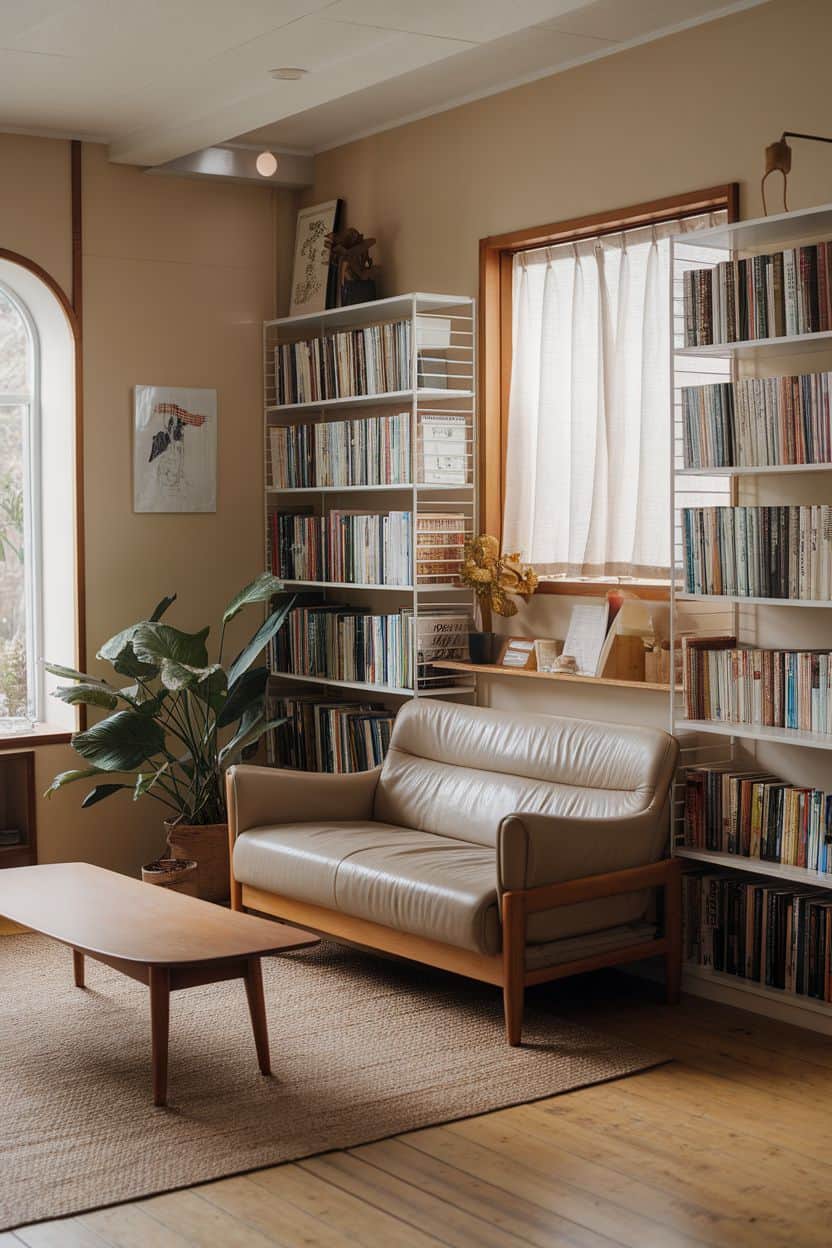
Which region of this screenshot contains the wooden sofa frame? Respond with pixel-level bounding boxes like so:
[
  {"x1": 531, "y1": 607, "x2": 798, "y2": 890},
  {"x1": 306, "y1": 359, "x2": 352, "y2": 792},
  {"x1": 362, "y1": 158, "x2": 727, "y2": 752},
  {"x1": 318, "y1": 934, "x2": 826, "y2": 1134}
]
[{"x1": 230, "y1": 842, "x2": 682, "y2": 1045}]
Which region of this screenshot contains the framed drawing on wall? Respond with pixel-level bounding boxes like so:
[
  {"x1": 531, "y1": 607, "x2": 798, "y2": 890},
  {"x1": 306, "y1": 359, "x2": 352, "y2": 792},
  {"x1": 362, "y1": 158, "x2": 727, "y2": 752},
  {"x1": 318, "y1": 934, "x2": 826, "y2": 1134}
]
[
  {"x1": 134, "y1": 385, "x2": 217, "y2": 513},
  {"x1": 289, "y1": 199, "x2": 343, "y2": 316}
]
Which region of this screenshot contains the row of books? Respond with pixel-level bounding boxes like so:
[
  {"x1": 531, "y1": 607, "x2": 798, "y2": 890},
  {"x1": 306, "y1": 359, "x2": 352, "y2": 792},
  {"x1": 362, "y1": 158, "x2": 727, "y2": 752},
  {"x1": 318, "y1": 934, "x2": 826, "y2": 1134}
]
[
  {"x1": 682, "y1": 242, "x2": 832, "y2": 346},
  {"x1": 682, "y1": 765, "x2": 832, "y2": 872},
  {"x1": 270, "y1": 693, "x2": 395, "y2": 773},
  {"x1": 270, "y1": 510, "x2": 467, "y2": 586},
  {"x1": 682, "y1": 637, "x2": 832, "y2": 734},
  {"x1": 275, "y1": 320, "x2": 412, "y2": 405},
  {"x1": 268, "y1": 410, "x2": 470, "y2": 489},
  {"x1": 681, "y1": 506, "x2": 832, "y2": 600},
  {"x1": 271, "y1": 604, "x2": 471, "y2": 690},
  {"x1": 269, "y1": 412, "x2": 411, "y2": 488},
  {"x1": 682, "y1": 870, "x2": 832, "y2": 1000},
  {"x1": 681, "y1": 372, "x2": 832, "y2": 469}
]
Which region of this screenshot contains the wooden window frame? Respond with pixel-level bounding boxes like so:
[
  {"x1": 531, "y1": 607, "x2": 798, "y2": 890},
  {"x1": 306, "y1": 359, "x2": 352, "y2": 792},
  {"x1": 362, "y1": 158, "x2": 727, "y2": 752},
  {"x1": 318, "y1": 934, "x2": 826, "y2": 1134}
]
[{"x1": 478, "y1": 183, "x2": 739, "y2": 599}]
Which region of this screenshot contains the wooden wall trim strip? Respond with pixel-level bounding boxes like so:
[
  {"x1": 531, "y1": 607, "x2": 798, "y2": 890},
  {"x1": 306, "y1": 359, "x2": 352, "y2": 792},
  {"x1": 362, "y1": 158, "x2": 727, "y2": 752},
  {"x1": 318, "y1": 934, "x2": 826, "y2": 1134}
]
[{"x1": 70, "y1": 140, "x2": 86, "y2": 688}]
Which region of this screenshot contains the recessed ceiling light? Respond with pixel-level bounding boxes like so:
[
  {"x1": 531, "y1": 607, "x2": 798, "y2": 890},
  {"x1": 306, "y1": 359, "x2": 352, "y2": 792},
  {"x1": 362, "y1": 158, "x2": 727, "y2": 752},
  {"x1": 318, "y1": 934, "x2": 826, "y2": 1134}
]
[
  {"x1": 270, "y1": 67, "x2": 307, "y2": 80},
  {"x1": 255, "y1": 151, "x2": 279, "y2": 177}
]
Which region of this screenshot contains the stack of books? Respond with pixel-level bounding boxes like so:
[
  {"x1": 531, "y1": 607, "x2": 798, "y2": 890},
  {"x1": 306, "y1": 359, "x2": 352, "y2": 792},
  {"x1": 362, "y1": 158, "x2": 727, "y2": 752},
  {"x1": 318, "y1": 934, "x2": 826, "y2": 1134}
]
[
  {"x1": 683, "y1": 765, "x2": 832, "y2": 871},
  {"x1": 682, "y1": 505, "x2": 832, "y2": 598},
  {"x1": 272, "y1": 605, "x2": 472, "y2": 691},
  {"x1": 271, "y1": 510, "x2": 412, "y2": 585},
  {"x1": 416, "y1": 513, "x2": 467, "y2": 585},
  {"x1": 270, "y1": 693, "x2": 395, "y2": 772},
  {"x1": 418, "y1": 413, "x2": 469, "y2": 484},
  {"x1": 269, "y1": 412, "x2": 411, "y2": 489},
  {"x1": 275, "y1": 319, "x2": 412, "y2": 405},
  {"x1": 682, "y1": 372, "x2": 832, "y2": 469},
  {"x1": 682, "y1": 870, "x2": 832, "y2": 1001},
  {"x1": 682, "y1": 635, "x2": 832, "y2": 733},
  {"x1": 683, "y1": 242, "x2": 832, "y2": 346}
]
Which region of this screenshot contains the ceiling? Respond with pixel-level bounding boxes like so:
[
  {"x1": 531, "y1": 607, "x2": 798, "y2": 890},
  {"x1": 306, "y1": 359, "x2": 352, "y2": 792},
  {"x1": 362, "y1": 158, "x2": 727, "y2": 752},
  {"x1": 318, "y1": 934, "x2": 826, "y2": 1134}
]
[{"x1": 0, "y1": 0, "x2": 768, "y2": 168}]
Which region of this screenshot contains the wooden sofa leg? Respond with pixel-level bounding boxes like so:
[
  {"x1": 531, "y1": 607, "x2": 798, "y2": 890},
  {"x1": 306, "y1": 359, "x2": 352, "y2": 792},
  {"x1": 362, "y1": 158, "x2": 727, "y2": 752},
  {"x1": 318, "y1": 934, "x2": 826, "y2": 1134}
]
[
  {"x1": 502, "y1": 892, "x2": 526, "y2": 1046},
  {"x1": 664, "y1": 860, "x2": 682, "y2": 1005}
]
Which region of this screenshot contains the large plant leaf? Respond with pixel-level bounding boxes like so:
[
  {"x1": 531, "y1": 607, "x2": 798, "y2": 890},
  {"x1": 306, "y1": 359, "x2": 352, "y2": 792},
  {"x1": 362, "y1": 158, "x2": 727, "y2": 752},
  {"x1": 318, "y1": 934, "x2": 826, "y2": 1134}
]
[
  {"x1": 132, "y1": 622, "x2": 210, "y2": 669},
  {"x1": 218, "y1": 707, "x2": 286, "y2": 767},
  {"x1": 97, "y1": 623, "x2": 159, "y2": 679},
  {"x1": 53, "y1": 683, "x2": 119, "y2": 710},
  {"x1": 72, "y1": 710, "x2": 166, "y2": 771},
  {"x1": 157, "y1": 659, "x2": 226, "y2": 697},
  {"x1": 44, "y1": 661, "x2": 108, "y2": 686},
  {"x1": 228, "y1": 597, "x2": 295, "y2": 687},
  {"x1": 222, "y1": 573, "x2": 284, "y2": 625},
  {"x1": 150, "y1": 594, "x2": 177, "y2": 622},
  {"x1": 44, "y1": 767, "x2": 104, "y2": 798},
  {"x1": 81, "y1": 784, "x2": 131, "y2": 808},
  {"x1": 216, "y1": 665, "x2": 268, "y2": 728}
]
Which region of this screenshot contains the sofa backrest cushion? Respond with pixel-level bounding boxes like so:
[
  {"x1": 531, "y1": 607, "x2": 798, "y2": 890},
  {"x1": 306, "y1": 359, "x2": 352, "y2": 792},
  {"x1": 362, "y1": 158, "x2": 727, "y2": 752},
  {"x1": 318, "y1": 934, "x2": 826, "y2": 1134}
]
[{"x1": 373, "y1": 699, "x2": 676, "y2": 848}]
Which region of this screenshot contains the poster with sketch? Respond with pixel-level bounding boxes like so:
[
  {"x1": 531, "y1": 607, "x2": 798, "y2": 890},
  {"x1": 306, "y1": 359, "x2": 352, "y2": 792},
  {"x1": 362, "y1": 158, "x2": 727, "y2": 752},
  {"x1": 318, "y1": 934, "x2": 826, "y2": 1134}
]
[
  {"x1": 289, "y1": 199, "x2": 342, "y2": 316},
  {"x1": 134, "y1": 385, "x2": 217, "y2": 513}
]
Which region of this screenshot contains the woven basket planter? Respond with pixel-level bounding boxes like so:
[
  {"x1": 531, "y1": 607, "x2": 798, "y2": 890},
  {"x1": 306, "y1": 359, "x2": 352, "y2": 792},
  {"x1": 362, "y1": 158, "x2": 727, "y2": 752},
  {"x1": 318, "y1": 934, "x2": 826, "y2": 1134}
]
[
  {"x1": 141, "y1": 857, "x2": 199, "y2": 896},
  {"x1": 165, "y1": 821, "x2": 229, "y2": 903}
]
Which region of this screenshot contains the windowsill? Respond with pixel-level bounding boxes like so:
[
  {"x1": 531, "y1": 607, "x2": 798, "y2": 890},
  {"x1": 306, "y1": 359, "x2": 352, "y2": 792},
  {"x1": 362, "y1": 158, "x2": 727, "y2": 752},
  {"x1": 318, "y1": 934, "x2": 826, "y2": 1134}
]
[
  {"x1": 536, "y1": 579, "x2": 671, "y2": 601},
  {"x1": 0, "y1": 723, "x2": 73, "y2": 751}
]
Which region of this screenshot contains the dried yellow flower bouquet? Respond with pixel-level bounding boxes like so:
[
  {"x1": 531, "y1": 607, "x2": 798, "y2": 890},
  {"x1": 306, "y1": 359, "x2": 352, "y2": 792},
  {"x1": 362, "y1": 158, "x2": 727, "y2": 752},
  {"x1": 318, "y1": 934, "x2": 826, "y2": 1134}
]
[{"x1": 460, "y1": 534, "x2": 538, "y2": 633}]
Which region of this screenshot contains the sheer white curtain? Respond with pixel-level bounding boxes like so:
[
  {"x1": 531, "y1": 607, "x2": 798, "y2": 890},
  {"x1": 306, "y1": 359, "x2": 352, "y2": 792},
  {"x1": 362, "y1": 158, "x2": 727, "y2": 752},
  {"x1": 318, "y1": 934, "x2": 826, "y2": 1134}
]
[{"x1": 503, "y1": 215, "x2": 711, "y2": 578}]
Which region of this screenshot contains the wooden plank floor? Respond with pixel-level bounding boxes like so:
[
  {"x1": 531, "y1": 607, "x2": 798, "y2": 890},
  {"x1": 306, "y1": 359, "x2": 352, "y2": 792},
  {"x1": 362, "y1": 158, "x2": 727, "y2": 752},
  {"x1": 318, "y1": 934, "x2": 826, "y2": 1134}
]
[{"x1": 5, "y1": 965, "x2": 830, "y2": 1247}]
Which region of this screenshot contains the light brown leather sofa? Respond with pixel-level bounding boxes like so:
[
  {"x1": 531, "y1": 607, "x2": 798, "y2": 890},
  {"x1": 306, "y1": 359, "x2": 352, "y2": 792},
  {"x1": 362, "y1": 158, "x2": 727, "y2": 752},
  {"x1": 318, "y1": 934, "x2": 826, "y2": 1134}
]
[{"x1": 227, "y1": 699, "x2": 681, "y2": 1044}]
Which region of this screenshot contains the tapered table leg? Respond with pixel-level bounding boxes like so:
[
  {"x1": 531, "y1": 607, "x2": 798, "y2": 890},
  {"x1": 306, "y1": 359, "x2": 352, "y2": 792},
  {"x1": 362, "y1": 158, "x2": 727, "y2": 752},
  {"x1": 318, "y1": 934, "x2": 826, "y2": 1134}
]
[
  {"x1": 149, "y1": 965, "x2": 170, "y2": 1107},
  {"x1": 244, "y1": 956, "x2": 271, "y2": 1075},
  {"x1": 72, "y1": 949, "x2": 85, "y2": 988}
]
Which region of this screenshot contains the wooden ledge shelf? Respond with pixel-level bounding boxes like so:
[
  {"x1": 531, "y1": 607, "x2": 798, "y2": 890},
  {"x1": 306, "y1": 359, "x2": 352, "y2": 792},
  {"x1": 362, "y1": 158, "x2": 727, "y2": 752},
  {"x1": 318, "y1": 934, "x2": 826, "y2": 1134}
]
[{"x1": 434, "y1": 660, "x2": 671, "y2": 692}]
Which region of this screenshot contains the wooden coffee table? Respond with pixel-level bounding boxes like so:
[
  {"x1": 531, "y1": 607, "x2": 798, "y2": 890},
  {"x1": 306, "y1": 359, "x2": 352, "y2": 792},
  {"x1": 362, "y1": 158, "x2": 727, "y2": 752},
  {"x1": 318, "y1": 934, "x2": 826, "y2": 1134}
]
[{"x1": 0, "y1": 862, "x2": 318, "y2": 1106}]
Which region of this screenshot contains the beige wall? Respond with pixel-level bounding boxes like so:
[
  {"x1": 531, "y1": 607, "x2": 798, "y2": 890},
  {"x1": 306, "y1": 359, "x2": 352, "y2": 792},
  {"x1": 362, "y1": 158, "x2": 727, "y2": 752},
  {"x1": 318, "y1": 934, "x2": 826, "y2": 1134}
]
[
  {"x1": 0, "y1": 136, "x2": 282, "y2": 872},
  {"x1": 301, "y1": 0, "x2": 832, "y2": 734}
]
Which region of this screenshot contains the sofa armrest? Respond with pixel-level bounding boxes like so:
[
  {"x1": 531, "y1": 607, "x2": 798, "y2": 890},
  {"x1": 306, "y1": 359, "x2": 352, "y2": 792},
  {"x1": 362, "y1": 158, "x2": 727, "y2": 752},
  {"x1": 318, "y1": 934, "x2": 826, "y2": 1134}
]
[
  {"x1": 226, "y1": 763, "x2": 381, "y2": 840},
  {"x1": 497, "y1": 804, "x2": 667, "y2": 895}
]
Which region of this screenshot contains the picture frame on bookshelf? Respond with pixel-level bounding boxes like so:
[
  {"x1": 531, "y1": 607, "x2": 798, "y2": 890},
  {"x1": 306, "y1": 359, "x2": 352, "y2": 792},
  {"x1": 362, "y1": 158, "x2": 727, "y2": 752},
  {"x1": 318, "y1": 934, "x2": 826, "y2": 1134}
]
[{"x1": 289, "y1": 199, "x2": 343, "y2": 317}]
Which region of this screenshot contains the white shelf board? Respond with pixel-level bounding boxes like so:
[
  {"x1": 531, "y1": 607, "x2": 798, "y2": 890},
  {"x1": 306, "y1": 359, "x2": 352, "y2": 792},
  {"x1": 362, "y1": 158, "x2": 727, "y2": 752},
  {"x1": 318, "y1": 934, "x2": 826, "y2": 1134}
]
[
  {"x1": 673, "y1": 202, "x2": 832, "y2": 252},
  {"x1": 676, "y1": 718, "x2": 832, "y2": 750},
  {"x1": 676, "y1": 330, "x2": 832, "y2": 360},
  {"x1": 676, "y1": 462, "x2": 832, "y2": 477},
  {"x1": 276, "y1": 579, "x2": 464, "y2": 592},
  {"x1": 676, "y1": 593, "x2": 832, "y2": 608},
  {"x1": 269, "y1": 671, "x2": 474, "y2": 698},
  {"x1": 266, "y1": 483, "x2": 473, "y2": 496},
  {"x1": 676, "y1": 847, "x2": 832, "y2": 887},
  {"x1": 265, "y1": 292, "x2": 474, "y2": 333},
  {"x1": 682, "y1": 964, "x2": 832, "y2": 1034},
  {"x1": 266, "y1": 388, "x2": 474, "y2": 415}
]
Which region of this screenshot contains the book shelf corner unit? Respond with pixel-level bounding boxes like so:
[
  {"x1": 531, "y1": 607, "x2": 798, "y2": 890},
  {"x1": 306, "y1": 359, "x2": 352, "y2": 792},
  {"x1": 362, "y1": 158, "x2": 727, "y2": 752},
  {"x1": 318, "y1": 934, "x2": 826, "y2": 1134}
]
[
  {"x1": 0, "y1": 750, "x2": 36, "y2": 869},
  {"x1": 262, "y1": 294, "x2": 478, "y2": 769},
  {"x1": 669, "y1": 204, "x2": 832, "y2": 1033}
]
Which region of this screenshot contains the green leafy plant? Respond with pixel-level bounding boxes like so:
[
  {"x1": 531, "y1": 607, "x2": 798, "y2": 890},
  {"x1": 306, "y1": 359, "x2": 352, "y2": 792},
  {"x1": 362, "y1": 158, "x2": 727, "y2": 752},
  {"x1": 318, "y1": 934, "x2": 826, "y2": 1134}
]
[
  {"x1": 45, "y1": 574, "x2": 293, "y2": 825},
  {"x1": 0, "y1": 476, "x2": 24, "y2": 563}
]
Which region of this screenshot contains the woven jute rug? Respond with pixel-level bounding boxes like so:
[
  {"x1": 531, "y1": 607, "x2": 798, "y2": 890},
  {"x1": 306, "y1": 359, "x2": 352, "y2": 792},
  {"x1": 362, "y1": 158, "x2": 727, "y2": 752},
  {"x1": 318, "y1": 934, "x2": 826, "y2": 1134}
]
[{"x1": 0, "y1": 932, "x2": 664, "y2": 1231}]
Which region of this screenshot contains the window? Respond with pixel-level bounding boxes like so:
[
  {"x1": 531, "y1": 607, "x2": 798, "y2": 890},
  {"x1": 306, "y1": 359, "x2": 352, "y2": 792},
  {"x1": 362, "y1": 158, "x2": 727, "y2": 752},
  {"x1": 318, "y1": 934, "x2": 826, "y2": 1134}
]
[
  {"x1": 0, "y1": 255, "x2": 79, "y2": 736},
  {"x1": 479, "y1": 186, "x2": 737, "y2": 589},
  {"x1": 0, "y1": 283, "x2": 39, "y2": 724}
]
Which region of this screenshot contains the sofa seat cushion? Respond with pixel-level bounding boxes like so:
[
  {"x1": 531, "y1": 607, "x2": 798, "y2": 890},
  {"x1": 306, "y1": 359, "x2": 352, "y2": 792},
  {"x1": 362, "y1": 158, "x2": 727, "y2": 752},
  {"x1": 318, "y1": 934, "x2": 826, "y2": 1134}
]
[{"x1": 233, "y1": 821, "x2": 501, "y2": 955}]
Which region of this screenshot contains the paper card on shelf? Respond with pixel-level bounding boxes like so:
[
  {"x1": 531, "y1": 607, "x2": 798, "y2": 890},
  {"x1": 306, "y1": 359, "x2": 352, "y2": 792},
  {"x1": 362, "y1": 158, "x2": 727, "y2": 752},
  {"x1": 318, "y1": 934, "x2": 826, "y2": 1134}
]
[{"x1": 563, "y1": 603, "x2": 609, "y2": 677}]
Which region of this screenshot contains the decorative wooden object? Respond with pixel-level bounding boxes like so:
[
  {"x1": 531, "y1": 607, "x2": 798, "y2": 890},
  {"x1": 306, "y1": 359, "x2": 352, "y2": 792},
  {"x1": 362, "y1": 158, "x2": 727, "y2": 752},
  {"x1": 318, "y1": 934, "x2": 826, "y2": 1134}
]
[
  {"x1": 601, "y1": 635, "x2": 646, "y2": 683},
  {"x1": 496, "y1": 637, "x2": 536, "y2": 669},
  {"x1": 0, "y1": 862, "x2": 318, "y2": 1106}
]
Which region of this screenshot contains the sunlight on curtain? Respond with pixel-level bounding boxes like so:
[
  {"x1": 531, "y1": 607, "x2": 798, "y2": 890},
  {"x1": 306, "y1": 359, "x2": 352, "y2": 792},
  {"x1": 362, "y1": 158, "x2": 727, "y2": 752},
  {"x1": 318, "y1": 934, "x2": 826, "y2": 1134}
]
[{"x1": 503, "y1": 213, "x2": 715, "y2": 578}]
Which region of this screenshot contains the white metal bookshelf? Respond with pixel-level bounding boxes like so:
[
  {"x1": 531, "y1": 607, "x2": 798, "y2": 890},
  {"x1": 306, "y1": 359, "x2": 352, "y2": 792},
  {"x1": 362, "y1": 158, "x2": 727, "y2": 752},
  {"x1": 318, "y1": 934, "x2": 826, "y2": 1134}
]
[
  {"x1": 669, "y1": 204, "x2": 832, "y2": 1033},
  {"x1": 262, "y1": 293, "x2": 477, "y2": 765}
]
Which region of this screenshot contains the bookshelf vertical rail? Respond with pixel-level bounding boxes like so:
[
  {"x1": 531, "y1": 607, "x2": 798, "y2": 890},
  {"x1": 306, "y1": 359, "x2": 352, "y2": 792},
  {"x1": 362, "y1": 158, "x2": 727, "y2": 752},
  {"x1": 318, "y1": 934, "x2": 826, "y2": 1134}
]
[
  {"x1": 669, "y1": 205, "x2": 832, "y2": 1035},
  {"x1": 263, "y1": 293, "x2": 478, "y2": 774}
]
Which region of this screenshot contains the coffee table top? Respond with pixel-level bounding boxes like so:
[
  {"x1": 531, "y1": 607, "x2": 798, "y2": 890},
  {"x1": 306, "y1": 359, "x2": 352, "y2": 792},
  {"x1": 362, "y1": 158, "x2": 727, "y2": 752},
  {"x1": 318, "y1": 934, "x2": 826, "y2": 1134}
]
[{"x1": 0, "y1": 863, "x2": 318, "y2": 966}]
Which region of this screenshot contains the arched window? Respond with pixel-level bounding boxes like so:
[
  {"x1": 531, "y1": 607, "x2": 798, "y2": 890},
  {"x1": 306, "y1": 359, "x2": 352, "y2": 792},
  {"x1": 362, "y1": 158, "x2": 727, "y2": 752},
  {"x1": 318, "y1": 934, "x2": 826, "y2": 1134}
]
[
  {"x1": 0, "y1": 256, "x2": 78, "y2": 734},
  {"x1": 0, "y1": 282, "x2": 39, "y2": 724}
]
